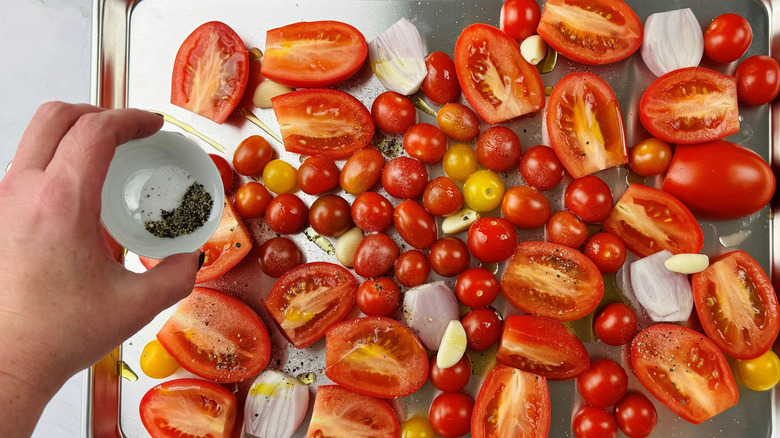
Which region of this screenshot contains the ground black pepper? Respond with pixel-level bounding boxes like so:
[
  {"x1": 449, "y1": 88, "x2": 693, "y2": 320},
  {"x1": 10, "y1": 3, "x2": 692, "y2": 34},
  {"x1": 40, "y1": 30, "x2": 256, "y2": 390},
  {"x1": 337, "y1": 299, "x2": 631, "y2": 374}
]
[{"x1": 144, "y1": 182, "x2": 213, "y2": 238}]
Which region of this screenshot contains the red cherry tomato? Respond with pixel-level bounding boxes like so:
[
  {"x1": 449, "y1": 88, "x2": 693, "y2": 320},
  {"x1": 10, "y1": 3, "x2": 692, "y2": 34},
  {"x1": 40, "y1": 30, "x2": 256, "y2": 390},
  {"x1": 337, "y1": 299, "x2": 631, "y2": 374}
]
[
  {"x1": 428, "y1": 392, "x2": 474, "y2": 438},
  {"x1": 476, "y1": 126, "x2": 523, "y2": 173},
  {"x1": 462, "y1": 308, "x2": 502, "y2": 351},
  {"x1": 394, "y1": 250, "x2": 430, "y2": 287},
  {"x1": 340, "y1": 147, "x2": 385, "y2": 195},
  {"x1": 572, "y1": 406, "x2": 617, "y2": 438},
  {"x1": 519, "y1": 145, "x2": 565, "y2": 191},
  {"x1": 429, "y1": 237, "x2": 470, "y2": 277},
  {"x1": 371, "y1": 91, "x2": 417, "y2": 135},
  {"x1": 233, "y1": 135, "x2": 274, "y2": 176},
  {"x1": 467, "y1": 217, "x2": 518, "y2": 263},
  {"x1": 429, "y1": 355, "x2": 471, "y2": 393},
  {"x1": 500, "y1": 0, "x2": 541, "y2": 40},
  {"x1": 455, "y1": 267, "x2": 499, "y2": 308},
  {"x1": 422, "y1": 51, "x2": 461, "y2": 105},
  {"x1": 501, "y1": 185, "x2": 551, "y2": 229},
  {"x1": 565, "y1": 176, "x2": 613, "y2": 223},
  {"x1": 356, "y1": 277, "x2": 401, "y2": 317},
  {"x1": 704, "y1": 13, "x2": 753, "y2": 63},
  {"x1": 577, "y1": 359, "x2": 628, "y2": 408},
  {"x1": 352, "y1": 232, "x2": 399, "y2": 278},
  {"x1": 233, "y1": 181, "x2": 271, "y2": 219},
  {"x1": 404, "y1": 123, "x2": 447, "y2": 164},
  {"x1": 437, "y1": 103, "x2": 480, "y2": 141},
  {"x1": 422, "y1": 176, "x2": 464, "y2": 217},
  {"x1": 594, "y1": 302, "x2": 637, "y2": 346},
  {"x1": 614, "y1": 393, "x2": 658, "y2": 438},
  {"x1": 736, "y1": 55, "x2": 780, "y2": 105},
  {"x1": 583, "y1": 232, "x2": 627, "y2": 275},
  {"x1": 258, "y1": 236, "x2": 304, "y2": 278},
  {"x1": 546, "y1": 210, "x2": 588, "y2": 249},
  {"x1": 382, "y1": 156, "x2": 428, "y2": 200},
  {"x1": 393, "y1": 200, "x2": 438, "y2": 250},
  {"x1": 351, "y1": 191, "x2": 394, "y2": 232},
  {"x1": 264, "y1": 193, "x2": 308, "y2": 234},
  {"x1": 209, "y1": 154, "x2": 234, "y2": 192},
  {"x1": 309, "y1": 194, "x2": 353, "y2": 237},
  {"x1": 297, "y1": 155, "x2": 339, "y2": 195},
  {"x1": 628, "y1": 138, "x2": 672, "y2": 177}
]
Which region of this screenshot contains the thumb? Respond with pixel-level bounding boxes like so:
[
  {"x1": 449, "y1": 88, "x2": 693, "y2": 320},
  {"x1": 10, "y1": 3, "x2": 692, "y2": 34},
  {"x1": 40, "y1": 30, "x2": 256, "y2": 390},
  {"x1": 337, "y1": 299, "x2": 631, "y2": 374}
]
[{"x1": 128, "y1": 250, "x2": 202, "y2": 316}]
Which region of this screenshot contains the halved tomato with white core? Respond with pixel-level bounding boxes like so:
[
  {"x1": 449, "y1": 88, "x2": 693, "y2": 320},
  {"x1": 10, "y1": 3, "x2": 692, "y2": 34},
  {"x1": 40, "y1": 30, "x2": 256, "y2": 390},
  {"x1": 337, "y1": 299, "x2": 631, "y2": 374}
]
[
  {"x1": 631, "y1": 324, "x2": 738, "y2": 424},
  {"x1": 140, "y1": 378, "x2": 237, "y2": 438},
  {"x1": 306, "y1": 385, "x2": 400, "y2": 438},
  {"x1": 602, "y1": 184, "x2": 703, "y2": 258},
  {"x1": 157, "y1": 287, "x2": 270, "y2": 383},
  {"x1": 547, "y1": 72, "x2": 627, "y2": 179},
  {"x1": 263, "y1": 262, "x2": 357, "y2": 349},
  {"x1": 500, "y1": 242, "x2": 603, "y2": 321},
  {"x1": 325, "y1": 316, "x2": 428, "y2": 399},
  {"x1": 471, "y1": 365, "x2": 550, "y2": 438}
]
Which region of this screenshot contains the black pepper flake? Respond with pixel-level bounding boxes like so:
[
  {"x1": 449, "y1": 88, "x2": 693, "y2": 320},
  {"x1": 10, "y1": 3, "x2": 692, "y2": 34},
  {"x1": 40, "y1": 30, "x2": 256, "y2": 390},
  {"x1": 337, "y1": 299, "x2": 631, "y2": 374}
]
[{"x1": 145, "y1": 182, "x2": 212, "y2": 238}]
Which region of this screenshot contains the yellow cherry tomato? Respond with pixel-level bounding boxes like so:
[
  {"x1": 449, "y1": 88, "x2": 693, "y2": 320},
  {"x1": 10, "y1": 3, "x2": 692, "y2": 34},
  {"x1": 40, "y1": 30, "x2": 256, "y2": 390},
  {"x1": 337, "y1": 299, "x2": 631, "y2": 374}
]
[
  {"x1": 443, "y1": 143, "x2": 478, "y2": 181},
  {"x1": 140, "y1": 339, "x2": 179, "y2": 379},
  {"x1": 735, "y1": 349, "x2": 780, "y2": 391},
  {"x1": 400, "y1": 416, "x2": 436, "y2": 438},
  {"x1": 463, "y1": 169, "x2": 505, "y2": 212},
  {"x1": 262, "y1": 159, "x2": 298, "y2": 194}
]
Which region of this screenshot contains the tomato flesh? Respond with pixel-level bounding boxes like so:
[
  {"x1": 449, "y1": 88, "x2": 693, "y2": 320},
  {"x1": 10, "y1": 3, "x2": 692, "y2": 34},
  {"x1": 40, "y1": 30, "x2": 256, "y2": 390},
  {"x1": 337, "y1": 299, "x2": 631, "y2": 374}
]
[{"x1": 306, "y1": 385, "x2": 400, "y2": 438}]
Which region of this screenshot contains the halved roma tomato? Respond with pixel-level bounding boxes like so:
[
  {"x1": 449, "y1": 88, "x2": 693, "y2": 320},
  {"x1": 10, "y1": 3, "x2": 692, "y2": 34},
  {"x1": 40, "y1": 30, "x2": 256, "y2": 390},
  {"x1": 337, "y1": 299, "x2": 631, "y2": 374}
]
[
  {"x1": 140, "y1": 378, "x2": 237, "y2": 438},
  {"x1": 157, "y1": 287, "x2": 270, "y2": 383},
  {"x1": 261, "y1": 21, "x2": 367, "y2": 88},
  {"x1": 454, "y1": 23, "x2": 544, "y2": 124},
  {"x1": 263, "y1": 262, "x2": 357, "y2": 349},
  {"x1": 496, "y1": 315, "x2": 589, "y2": 380},
  {"x1": 537, "y1": 0, "x2": 642, "y2": 65},
  {"x1": 471, "y1": 365, "x2": 550, "y2": 438},
  {"x1": 631, "y1": 324, "x2": 738, "y2": 424},
  {"x1": 602, "y1": 184, "x2": 702, "y2": 258},
  {"x1": 500, "y1": 242, "x2": 603, "y2": 321},
  {"x1": 546, "y1": 72, "x2": 627, "y2": 179},
  {"x1": 325, "y1": 316, "x2": 428, "y2": 398},
  {"x1": 140, "y1": 200, "x2": 252, "y2": 284},
  {"x1": 639, "y1": 67, "x2": 739, "y2": 144},
  {"x1": 272, "y1": 89, "x2": 375, "y2": 159},
  {"x1": 306, "y1": 385, "x2": 400, "y2": 438},
  {"x1": 171, "y1": 21, "x2": 249, "y2": 123},
  {"x1": 692, "y1": 251, "x2": 780, "y2": 360}
]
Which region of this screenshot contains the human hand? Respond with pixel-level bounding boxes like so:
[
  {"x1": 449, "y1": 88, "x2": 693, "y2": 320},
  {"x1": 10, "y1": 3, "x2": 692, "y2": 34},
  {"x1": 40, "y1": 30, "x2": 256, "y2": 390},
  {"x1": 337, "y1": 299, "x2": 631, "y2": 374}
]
[{"x1": 0, "y1": 102, "x2": 201, "y2": 436}]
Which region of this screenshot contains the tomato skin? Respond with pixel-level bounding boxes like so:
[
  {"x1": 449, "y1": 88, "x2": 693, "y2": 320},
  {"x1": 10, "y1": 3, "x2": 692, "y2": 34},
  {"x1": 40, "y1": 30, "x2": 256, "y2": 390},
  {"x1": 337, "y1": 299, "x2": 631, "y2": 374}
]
[
  {"x1": 455, "y1": 267, "x2": 499, "y2": 308},
  {"x1": 340, "y1": 147, "x2": 385, "y2": 195},
  {"x1": 422, "y1": 177, "x2": 463, "y2": 217},
  {"x1": 565, "y1": 176, "x2": 613, "y2": 223},
  {"x1": 353, "y1": 232, "x2": 400, "y2": 278},
  {"x1": 437, "y1": 103, "x2": 480, "y2": 142},
  {"x1": 209, "y1": 154, "x2": 234, "y2": 192},
  {"x1": 576, "y1": 359, "x2": 628, "y2": 408},
  {"x1": 382, "y1": 156, "x2": 429, "y2": 200},
  {"x1": 309, "y1": 194, "x2": 353, "y2": 237},
  {"x1": 352, "y1": 191, "x2": 394, "y2": 232},
  {"x1": 547, "y1": 72, "x2": 627, "y2": 179},
  {"x1": 401, "y1": 417, "x2": 436, "y2": 438},
  {"x1": 372, "y1": 91, "x2": 417, "y2": 135},
  {"x1": 258, "y1": 236, "x2": 304, "y2": 278},
  {"x1": 429, "y1": 355, "x2": 472, "y2": 393},
  {"x1": 537, "y1": 0, "x2": 642, "y2": 65},
  {"x1": 734, "y1": 349, "x2": 780, "y2": 392},
  {"x1": 628, "y1": 138, "x2": 672, "y2": 177},
  {"x1": 443, "y1": 144, "x2": 478, "y2": 181},
  {"x1": 630, "y1": 324, "x2": 738, "y2": 424},
  {"x1": 233, "y1": 181, "x2": 271, "y2": 219},
  {"x1": 139, "y1": 339, "x2": 179, "y2": 379},
  {"x1": 262, "y1": 159, "x2": 298, "y2": 194},
  {"x1": 572, "y1": 407, "x2": 617, "y2": 438},
  {"x1": 661, "y1": 140, "x2": 776, "y2": 219},
  {"x1": 583, "y1": 232, "x2": 626, "y2": 275},
  {"x1": 394, "y1": 250, "x2": 430, "y2": 287},
  {"x1": 467, "y1": 217, "x2": 518, "y2": 263},
  {"x1": 356, "y1": 277, "x2": 401, "y2": 317},
  {"x1": 233, "y1": 135, "x2": 274, "y2": 177},
  {"x1": 462, "y1": 307, "x2": 503, "y2": 351},
  {"x1": 297, "y1": 155, "x2": 339, "y2": 195},
  {"x1": 614, "y1": 393, "x2": 658, "y2": 438},
  {"x1": 429, "y1": 237, "x2": 470, "y2": 277},
  {"x1": 422, "y1": 52, "x2": 461, "y2": 104},
  {"x1": 545, "y1": 210, "x2": 588, "y2": 249},
  {"x1": 264, "y1": 193, "x2": 308, "y2": 234},
  {"x1": 501, "y1": 186, "x2": 551, "y2": 229},
  {"x1": 463, "y1": 170, "x2": 505, "y2": 212},
  {"x1": 404, "y1": 123, "x2": 447, "y2": 164},
  {"x1": 639, "y1": 67, "x2": 739, "y2": 144},
  {"x1": 454, "y1": 23, "x2": 544, "y2": 124},
  {"x1": 704, "y1": 13, "x2": 753, "y2": 64},
  {"x1": 476, "y1": 126, "x2": 523, "y2": 173},
  {"x1": 692, "y1": 250, "x2": 780, "y2": 360},
  {"x1": 736, "y1": 55, "x2": 780, "y2": 105},
  {"x1": 429, "y1": 392, "x2": 474, "y2": 438},
  {"x1": 261, "y1": 21, "x2": 367, "y2": 88},
  {"x1": 500, "y1": 0, "x2": 541, "y2": 40},
  {"x1": 394, "y1": 200, "x2": 438, "y2": 250},
  {"x1": 519, "y1": 145, "x2": 565, "y2": 191},
  {"x1": 171, "y1": 21, "x2": 248, "y2": 124},
  {"x1": 306, "y1": 385, "x2": 400, "y2": 438},
  {"x1": 594, "y1": 302, "x2": 636, "y2": 346}
]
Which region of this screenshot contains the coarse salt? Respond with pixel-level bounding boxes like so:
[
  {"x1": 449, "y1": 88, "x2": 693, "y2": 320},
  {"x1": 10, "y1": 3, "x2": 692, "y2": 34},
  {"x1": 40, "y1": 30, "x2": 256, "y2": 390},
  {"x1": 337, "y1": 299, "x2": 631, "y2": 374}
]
[{"x1": 138, "y1": 165, "x2": 193, "y2": 222}]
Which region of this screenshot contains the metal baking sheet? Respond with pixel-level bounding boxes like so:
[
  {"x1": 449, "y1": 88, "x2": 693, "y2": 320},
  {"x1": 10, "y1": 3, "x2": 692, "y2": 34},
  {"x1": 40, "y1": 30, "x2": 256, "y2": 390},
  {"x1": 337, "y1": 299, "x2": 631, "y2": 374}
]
[{"x1": 87, "y1": 0, "x2": 780, "y2": 437}]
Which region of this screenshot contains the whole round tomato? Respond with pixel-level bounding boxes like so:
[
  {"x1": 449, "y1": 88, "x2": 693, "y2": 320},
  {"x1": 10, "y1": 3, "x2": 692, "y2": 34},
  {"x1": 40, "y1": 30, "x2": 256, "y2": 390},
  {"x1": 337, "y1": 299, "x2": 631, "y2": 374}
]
[
  {"x1": 501, "y1": 185, "x2": 551, "y2": 229},
  {"x1": 565, "y1": 176, "x2": 613, "y2": 224},
  {"x1": 264, "y1": 193, "x2": 308, "y2": 234},
  {"x1": 351, "y1": 191, "x2": 394, "y2": 232},
  {"x1": 209, "y1": 154, "x2": 234, "y2": 192},
  {"x1": 576, "y1": 359, "x2": 628, "y2": 408},
  {"x1": 437, "y1": 103, "x2": 480, "y2": 142},
  {"x1": 309, "y1": 194, "x2": 353, "y2": 237},
  {"x1": 356, "y1": 277, "x2": 401, "y2": 317},
  {"x1": 400, "y1": 417, "x2": 436, "y2": 438},
  {"x1": 463, "y1": 170, "x2": 505, "y2": 212},
  {"x1": 394, "y1": 200, "x2": 438, "y2": 250},
  {"x1": 233, "y1": 181, "x2": 271, "y2": 218},
  {"x1": 372, "y1": 91, "x2": 417, "y2": 135},
  {"x1": 422, "y1": 52, "x2": 461, "y2": 104},
  {"x1": 297, "y1": 154, "x2": 339, "y2": 195},
  {"x1": 352, "y1": 232, "x2": 399, "y2": 278},
  {"x1": 429, "y1": 237, "x2": 470, "y2": 277},
  {"x1": 394, "y1": 250, "x2": 430, "y2": 287},
  {"x1": 500, "y1": 0, "x2": 541, "y2": 40},
  {"x1": 422, "y1": 177, "x2": 463, "y2": 217},
  {"x1": 467, "y1": 217, "x2": 517, "y2": 263},
  {"x1": 583, "y1": 232, "x2": 626, "y2": 274},
  {"x1": 340, "y1": 147, "x2": 385, "y2": 195},
  {"x1": 614, "y1": 393, "x2": 658, "y2": 438},
  {"x1": 629, "y1": 138, "x2": 672, "y2": 177},
  {"x1": 736, "y1": 55, "x2": 780, "y2": 105},
  {"x1": 519, "y1": 145, "x2": 565, "y2": 191},
  {"x1": 476, "y1": 126, "x2": 523, "y2": 173},
  {"x1": 140, "y1": 339, "x2": 179, "y2": 379},
  {"x1": 233, "y1": 135, "x2": 274, "y2": 176},
  {"x1": 546, "y1": 210, "x2": 588, "y2": 249},
  {"x1": 594, "y1": 302, "x2": 637, "y2": 346},
  {"x1": 258, "y1": 236, "x2": 305, "y2": 278},
  {"x1": 429, "y1": 355, "x2": 471, "y2": 393},
  {"x1": 572, "y1": 406, "x2": 617, "y2": 438},
  {"x1": 462, "y1": 307, "x2": 502, "y2": 351},
  {"x1": 404, "y1": 123, "x2": 447, "y2": 163},
  {"x1": 455, "y1": 267, "x2": 499, "y2": 308},
  {"x1": 262, "y1": 159, "x2": 298, "y2": 194},
  {"x1": 734, "y1": 349, "x2": 780, "y2": 392},
  {"x1": 443, "y1": 143, "x2": 478, "y2": 181},
  {"x1": 382, "y1": 156, "x2": 429, "y2": 200},
  {"x1": 428, "y1": 392, "x2": 474, "y2": 438},
  {"x1": 704, "y1": 13, "x2": 753, "y2": 63}
]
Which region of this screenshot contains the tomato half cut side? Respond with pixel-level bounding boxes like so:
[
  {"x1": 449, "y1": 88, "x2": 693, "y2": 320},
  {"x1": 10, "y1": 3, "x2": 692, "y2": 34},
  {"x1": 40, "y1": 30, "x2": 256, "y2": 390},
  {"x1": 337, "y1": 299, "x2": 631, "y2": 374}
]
[
  {"x1": 140, "y1": 200, "x2": 253, "y2": 284},
  {"x1": 537, "y1": 0, "x2": 642, "y2": 65},
  {"x1": 546, "y1": 72, "x2": 627, "y2": 179},
  {"x1": 263, "y1": 262, "x2": 357, "y2": 349},
  {"x1": 471, "y1": 364, "x2": 550, "y2": 438},
  {"x1": 500, "y1": 242, "x2": 603, "y2": 321},
  {"x1": 692, "y1": 251, "x2": 780, "y2": 360},
  {"x1": 272, "y1": 89, "x2": 375, "y2": 159},
  {"x1": 602, "y1": 184, "x2": 702, "y2": 258},
  {"x1": 631, "y1": 324, "x2": 738, "y2": 424},
  {"x1": 325, "y1": 316, "x2": 429, "y2": 399},
  {"x1": 171, "y1": 21, "x2": 249, "y2": 123},
  {"x1": 496, "y1": 315, "x2": 589, "y2": 380},
  {"x1": 305, "y1": 385, "x2": 400, "y2": 438},
  {"x1": 639, "y1": 67, "x2": 739, "y2": 144},
  {"x1": 261, "y1": 21, "x2": 367, "y2": 88},
  {"x1": 140, "y1": 378, "x2": 237, "y2": 438},
  {"x1": 454, "y1": 23, "x2": 544, "y2": 124},
  {"x1": 157, "y1": 287, "x2": 271, "y2": 383}
]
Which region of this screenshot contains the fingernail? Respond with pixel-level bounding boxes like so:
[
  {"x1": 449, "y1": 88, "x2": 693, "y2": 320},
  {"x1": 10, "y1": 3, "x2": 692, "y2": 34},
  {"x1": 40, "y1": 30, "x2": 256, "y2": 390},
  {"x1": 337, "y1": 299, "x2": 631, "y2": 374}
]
[{"x1": 198, "y1": 251, "x2": 206, "y2": 269}]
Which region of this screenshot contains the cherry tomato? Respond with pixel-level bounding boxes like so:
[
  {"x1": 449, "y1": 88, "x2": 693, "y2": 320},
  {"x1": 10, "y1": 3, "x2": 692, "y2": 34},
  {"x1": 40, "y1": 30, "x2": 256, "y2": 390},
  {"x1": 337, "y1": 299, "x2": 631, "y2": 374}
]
[
  {"x1": 340, "y1": 147, "x2": 385, "y2": 195},
  {"x1": 455, "y1": 268, "x2": 499, "y2": 308},
  {"x1": 577, "y1": 359, "x2": 628, "y2": 408},
  {"x1": 565, "y1": 176, "x2": 613, "y2": 223},
  {"x1": 422, "y1": 177, "x2": 463, "y2": 217},
  {"x1": 734, "y1": 349, "x2": 780, "y2": 392},
  {"x1": 309, "y1": 194, "x2": 353, "y2": 237},
  {"x1": 628, "y1": 138, "x2": 672, "y2": 177},
  {"x1": 372, "y1": 91, "x2": 417, "y2": 135},
  {"x1": 443, "y1": 143, "x2": 478, "y2": 181},
  {"x1": 467, "y1": 217, "x2": 517, "y2": 263},
  {"x1": 614, "y1": 393, "x2": 658, "y2": 438},
  {"x1": 258, "y1": 236, "x2": 304, "y2": 278},
  {"x1": 394, "y1": 250, "x2": 430, "y2": 287},
  {"x1": 594, "y1": 302, "x2": 637, "y2": 346},
  {"x1": 140, "y1": 339, "x2": 179, "y2": 379},
  {"x1": 262, "y1": 158, "x2": 298, "y2": 194},
  {"x1": 356, "y1": 277, "x2": 401, "y2": 317},
  {"x1": 400, "y1": 417, "x2": 436, "y2": 438},
  {"x1": 404, "y1": 123, "x2": 447, "y2": 163},
  {"x1": 583, "y1": 232, "x2": 626, "y2": 274},
  {"x1": 500, "y1": 0, "x2": 541, "y2": 40},
  {"x1": 209, "y1": 154, "x2": 234, "y2": 192},
  {"x1": 394, "y1": 200, "x2": 438, "y2": 250},
  {"x1": 353, "y1": 232, "x2": 400, "y2": 278},
  {"x1": 297, "y1": 155, "x2": 339, "y2": 195},
  {"x1": 704, "y1": 13, "x2": 753, "y2": 63},
  {"x1": 572, "y1": 407, "x2": 617, "y2": 438},
  {"x1": 519, "y1": 145, "x2": 565, "y2": 191},
  {"x1": 462, "y1": 307, "x2": 502, "y2": 351},
  {"x1": 383, "y1": 157, "x2": 428, "y2": 200},
  {"x1": 264, "y1": 193, "x2": 308, "y2": 234},
  {"x1": 546, "y1": 210, "x2": 588, "y2": 249},
  {"x1": 351, "y1": 191, "x2": 394, "y2": 232},
  {"x1": 463, "y1": 170, "x2": 505, "y2": 212},
  {"x1": 429, "y1": 355, "x2": 471, "y2": 393},
  {"x1": 233, "y1": 181, "x2": 271, "y2": 218},
  {"x1": 501, "y1": 185, "x2": 551, "y2": 229},
  {"x1": 233, "y1": 135, "x2": 274, "y2": 176},
  {"x1": 422, "y1": 51, "x2": 461, "y2": 104},
  {"x1": 736, "y1": 55, "x2": 780, "y2": 105},
  {"x1": 428, "y1": 392, "x2": 474, "y2": 438},
  {"x1": 429, "y1": 237, "x2": 470, "y2": 277},
  {"x1": 476, "y1": 126, "x2": 522, "y2": 173},
  {"x1": 436, "y1": 103, "x2": 480, "y2": 142}
]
